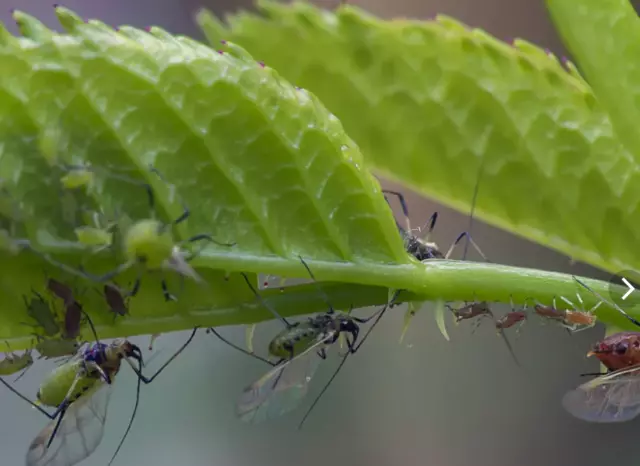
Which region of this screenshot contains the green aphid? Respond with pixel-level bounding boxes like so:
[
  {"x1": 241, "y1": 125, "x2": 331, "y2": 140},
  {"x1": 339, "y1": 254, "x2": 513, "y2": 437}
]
[
  {"x1": 22, "y1": 292, "x2": 60, "y2": 337},
  {"x1": 60, "y1": 168, "x2": 94, "y2": 190},
  {"x1": 0, "y1": 342, "x2": 34, "y2": 381}
]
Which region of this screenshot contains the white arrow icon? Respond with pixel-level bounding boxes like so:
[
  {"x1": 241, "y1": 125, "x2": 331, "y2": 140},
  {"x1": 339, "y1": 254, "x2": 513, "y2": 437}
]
[{"x1": 622, "y1": 277, "x2": 636, "y2": 300}]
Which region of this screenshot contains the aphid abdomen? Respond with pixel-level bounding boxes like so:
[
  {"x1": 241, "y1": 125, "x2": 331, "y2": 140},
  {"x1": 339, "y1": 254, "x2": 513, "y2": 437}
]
[
  {"x1": 268, "y1": 323, "x2": 322, "y2": 359},
  {"x1": 37, "y1": 361, "x2": 98, "y2": 408},
  {"x1": 0, "y1": 351, "x2": 33, "y2": 376},
  {"x1": 124, "y1": 219, "x2": 173, "y2": 269}
]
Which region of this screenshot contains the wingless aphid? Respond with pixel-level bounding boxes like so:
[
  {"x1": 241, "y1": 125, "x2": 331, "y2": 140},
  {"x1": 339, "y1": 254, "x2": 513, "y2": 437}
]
[
  {"x1": 22, "y1": 291, "x2": 60, "y2": 337},
  {"x1": 561, "y1": 277, "x2": 640, "y2": 423},
  {"x1": 216, "y1": 257, "x2": 394, "y2": 427},
  {"x1": 35, "y1": 336, "x2": 83, "y2": 361},
  {"x1": 31, "y1": 165, "x2": 236, "y2": 302},
  {"x1": 0, "y1": 342, "x2": 34, "y2": 381},
  {"x1": 0, "y1": 324, "x2": 199, "y2": 466}
]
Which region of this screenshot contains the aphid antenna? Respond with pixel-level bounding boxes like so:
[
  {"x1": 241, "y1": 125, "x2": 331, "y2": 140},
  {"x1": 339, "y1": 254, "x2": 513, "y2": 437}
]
[
  {"x1": 444, "y1": 231, "x2": 489, "y2": 262},
  {"x1": 125, "y1": 327, "x2": 198, "y2": 384},
  {"x1": 461, "y1": 150, "x2": 487, "y2": 261},
  {"x1": 573, "y1": 276, "x2": 640, "y2": 328},
  {"x1": 240, "y1": 272, "x2": 292, "y2": 327},
  {"x1": 206, "y1": 327, "x2": 276, "y2": 367},
  {"x1": 381, "y1": 189, "x2": 412, "y2": 233},
  {"x1": 108, "y1": 357, "x2": 142, "y2": 466},
  {"x1": 297, "y1": 290, "x2": 401, "y2": 430},
  {"x1": 298, "y1": 256, "x2": 334, "y2": 314}
]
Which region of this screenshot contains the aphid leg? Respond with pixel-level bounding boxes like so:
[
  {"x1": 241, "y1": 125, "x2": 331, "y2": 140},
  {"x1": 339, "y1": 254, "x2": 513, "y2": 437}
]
[
  {"x1": 381, "y1": 189, "x2": 412, "y2": 233},
  {"x1": 241, "y1": 272, "x2": 292, "y2": 327},
  {"x1": 443, "y1": 231, "x2": 489, "y2": 262},
  {"x1": 316, "y1": 348, "x2": 328, "y2": 360},
  {"x1": 298, "y1": 256, "x2": 335, "y2": 313},
  {"x1": 127, "y1": 327, "x2": 198, "y2": 384},
  {"x1": 161, "y1": 279, "x2": 177, "y2": 302},
  {"x1": 352, "y1": 289, "x2": 401, "y2": 353},
  {"x1": 206, "y1": 328, "x2": 275, "y2": 366},
  {"x1": 579, "y1": 372, "x2": 609, "y2": 377}
]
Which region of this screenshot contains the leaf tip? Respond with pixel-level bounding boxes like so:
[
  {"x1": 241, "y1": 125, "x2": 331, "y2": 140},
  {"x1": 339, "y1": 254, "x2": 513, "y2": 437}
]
[{"x1": 54, "y1": 5, "x2": 84, "y2": 32}]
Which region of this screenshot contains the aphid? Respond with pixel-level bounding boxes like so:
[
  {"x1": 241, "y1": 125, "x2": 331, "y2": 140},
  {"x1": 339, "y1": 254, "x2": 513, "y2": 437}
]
[
  {"x1": 0, "y1": 342, "x2": 34, "y2": 381},
  {"x1": 0, "y1": 327, "x2": 198, "y2": 466},
  {"x1": 382, "y1": 190, "x2": 488, "y2": 262},
  {"x1": 31, "y1": 165, "x2": 236, "y2": 302},
  {"x1": 226, "y1": 257, "x2": 397, "y2": 428},
  {"x1": 533, "y1": 299, "x2": 566, "y2": 321},
  {"x1": 102, "y1": 282, "x2": 136, "y2": 318},
  {"x1": 448, "y1": 300, "x2": 493, "y2": 323},
  {"x1": 22, "y1": 292, "x2": 60, "y2": 337},
  {"x1": 46, "y1": 278, "x2": 75, "y2": 305},
  {"x1": 389, "y1": 159, "x2": 488, "y2": 342},
  {"x1": 559, "y1": 293, "x2": 599, "y2": 332},
  {"x1": 561, "y1": 277, "x2": 640, "y2": 422},
  {"x1": 35, "y1": 336, "x2": 82, "y2": 360},
  {"x1": 495, "y1": 311, "x2": 527, "y2": 330}
]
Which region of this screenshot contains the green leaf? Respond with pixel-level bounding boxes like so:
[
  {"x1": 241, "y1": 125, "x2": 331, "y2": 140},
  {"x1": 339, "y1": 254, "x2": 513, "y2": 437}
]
[
  {"x1": 547, "y1": 0, "x2": 640, "y2": 161},
  {"x1": 199, "y1": 1, "x2": 640, "y2": 276},
  {"x1": 0, "y1": 7, "x2": 633, "y2": 351}
]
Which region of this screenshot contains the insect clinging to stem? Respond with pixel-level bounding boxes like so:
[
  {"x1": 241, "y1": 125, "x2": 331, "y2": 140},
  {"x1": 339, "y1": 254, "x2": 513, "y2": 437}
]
[
  {"x1": 29, "y1": 165, "x2": 236, "y2": 303},
  {"x1": 22, "y1": 291, "x2": 60, "y2": 337},
  {"x1": 0, "y1": 342, "x2": 34, "y2": 381},
  {"x1": 226, "y1": 257, "x2": 398, "y2": 428},
  {"x1": 561, "y1": 277, "x2": 640, "y2": 423},
  {"x1": 0, "y1": 318, "x2": 199, "y2": 466}
]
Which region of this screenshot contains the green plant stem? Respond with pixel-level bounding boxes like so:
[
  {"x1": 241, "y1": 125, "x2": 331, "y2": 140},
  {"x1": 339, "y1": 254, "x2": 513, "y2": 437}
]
[{"x1": 7, "y1": 260, "x2": 635, "y2": 351}]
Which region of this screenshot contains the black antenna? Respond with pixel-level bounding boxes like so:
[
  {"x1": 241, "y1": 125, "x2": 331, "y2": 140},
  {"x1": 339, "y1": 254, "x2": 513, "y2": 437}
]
[
  {"x1": 207, "y1": 327, "x2": 275, "y2": 366},
  {"x1": 240, "y1": 273, "x2": 292, "y2": 327},
  {"x1": 462, "y1": 153, "x2": 486, "y2": 261},
  {"x1": 298, "y1": 256, "x2": 334, "y2": 313},
  {"x1": 108, "y1": 360, "x2": 142, "y2": 466}
]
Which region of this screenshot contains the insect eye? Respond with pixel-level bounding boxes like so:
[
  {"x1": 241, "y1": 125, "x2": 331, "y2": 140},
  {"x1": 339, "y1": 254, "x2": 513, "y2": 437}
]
[{"x1": 615, "y1": 343, "x2": 628, "y2": 355}]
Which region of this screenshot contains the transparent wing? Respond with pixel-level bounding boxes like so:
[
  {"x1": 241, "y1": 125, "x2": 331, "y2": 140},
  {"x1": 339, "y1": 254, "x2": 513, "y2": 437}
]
[
  {"x1": 236, "y1": 331, "x2": 334, "y2": 424},
  {"x1": 26, "y1": 381, "x2": 113, "y2": 466},
  {"x1": 563, "y1": 365, "x2": 640, "y2": 423}
]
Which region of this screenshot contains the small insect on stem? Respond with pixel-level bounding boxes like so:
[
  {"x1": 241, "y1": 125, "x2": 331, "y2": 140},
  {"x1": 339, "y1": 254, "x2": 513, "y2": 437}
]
[
  {"x1": 22, "y1": 291, "x2": 60, "y2": 337},
  {"x1": 230, "y1": 256, "x2": 400, "y2": 429},
  {"x1": 100, "y1": 282, "x2": 137, "y2": 319},
  {"x1": 34, "y1": 335, "x2": 82, "y2": 360},
  {"x1": 0, "y1": 342, "x2": 34, "y2": 381},
  {"x1": 448, "y1": 300, "x2": 493, "y2": 323},
  {"x1": 559, "y1": 293, "x2": 599, "y2": 333}
]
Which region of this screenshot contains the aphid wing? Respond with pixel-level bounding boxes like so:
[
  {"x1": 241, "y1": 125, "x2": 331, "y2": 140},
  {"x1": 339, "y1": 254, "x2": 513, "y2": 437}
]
[
  {"x1": 26, "y1": 381, "x2": 113, "y2": 466},
  {"x1": 236, "y1": 331, "x2": 333, "y2": 424},
  {"x1": 562, "y1": 365, "x2": 640, "y2": 423}
]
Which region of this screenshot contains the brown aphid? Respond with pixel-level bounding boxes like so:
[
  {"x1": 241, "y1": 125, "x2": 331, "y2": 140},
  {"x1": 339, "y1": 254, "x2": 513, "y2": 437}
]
[
  {"x1": 62, "y1": 300, "x2": 83, "y2": 340},
  {"x1": 450, "y1": 301, "x2": 493, "y2": 323},
  {"x1": 495, "y1": 311, "x2": 527, "y2": 330},
  {"x1": 103, "y1": 283, "x2": 131, "y2": 317},
  {"x1": 46, "y1": 278, "x2": 75, "y2": 306}
]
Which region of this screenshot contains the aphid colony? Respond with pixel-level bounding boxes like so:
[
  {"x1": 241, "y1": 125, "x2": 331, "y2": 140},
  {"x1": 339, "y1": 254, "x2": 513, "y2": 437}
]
[{"x1": 0, "y1": 159, "x2": 627, "y2": 466}]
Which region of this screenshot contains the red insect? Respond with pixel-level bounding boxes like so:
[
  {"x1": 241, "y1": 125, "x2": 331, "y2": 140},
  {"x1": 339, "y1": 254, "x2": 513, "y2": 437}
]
[
  {"x1": 587, "y1": 332, "x2": 640, "y2": 372},
  {"x1": 495, "y1": 311, "x2": 527, "y2": 330}
]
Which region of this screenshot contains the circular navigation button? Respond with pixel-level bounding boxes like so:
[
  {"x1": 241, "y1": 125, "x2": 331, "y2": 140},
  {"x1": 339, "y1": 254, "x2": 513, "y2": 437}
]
[{"x1": 608, "y1": 270, "x2": 640, "y2": 312}]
